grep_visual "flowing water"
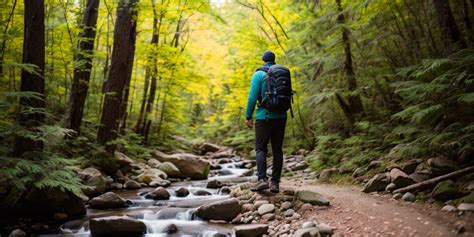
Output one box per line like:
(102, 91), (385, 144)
(54, 159), (255, 237)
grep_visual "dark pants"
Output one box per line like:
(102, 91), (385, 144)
(255, 118), (286, 183)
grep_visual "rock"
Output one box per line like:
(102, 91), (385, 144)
(362, 173), (390, 193)
(89, 192), (127, 209)
(408, 172), (430, 183)
(53, 212), (68, 221)
(31, 223), (49, 233)
(196, 198), (241, 221)
(78, 167), (107, 197)
(149, 178), (170, 187)
(293, 212), (301, 219)
(441, 205), (457, 212)
(316, 223), (335, 235)
(427, 157), (457, 176)
(402, 192), (415, 202)
(385, 183), (397, 192)
(401, 159), (421, 174)
(207, 180), (224, 189)
(280, 201), (292, 211)
(296, 190), (330, 206)
(466, 181), (474, 191)
(258, 204), (275, 215)
(24, 187), (86, 216)
(137, 169), (168, 184)
(431, 180), (464, 201)
(262, 213), (275, 221)
(319, 168), (339, 182)
(219, 187), (232, 195)
(291, 163), (309, 171)
(200, 142), (221, 154)
(114, 169), (125, 181)
(164, 223), (178, 234)
(193, 190), (212, 196)
(282, 189), (295, 196)
(299, 203), (313, 212)
(390, 168), (415, 188)
(147, 158), (161, 168)
(9, 229), (26, 237)
(115, 152), (135, 166)
(393, 193), (403, 199)
(254, 200), (269, 208)
(233, 224), (269, 237)
(89, 216), (146, 236)
(352, 167), (365, 178)
(124, 180), (141, 189)
(242, 203), (256, 212)
(283, 209), (295, 217)
(175, 187), (190, 197)
(158, 162), (181, 177)
(457, 203), (474, 211)
(301, 221), (316, 229)
(367, 160), (382, 170)
(459, 192), (474, 203)
(151, 151), (211, 179)
(293, 227), (319, 237)
(145, 187), (171, 200)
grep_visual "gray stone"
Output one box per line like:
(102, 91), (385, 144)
(200, 142), (221, 154)
(124, 180), (141, 189)
(89, 216), (146, 236)
(164, 223), (178, 234)
(441, 205), (457, 212)
(301, 221), (316, 229)
(254, 200), (269, 208)
(408, 172), (430, 183)
(9, 229), (26, 237)
(78, 167), (106, 197)
(242, 203), (256, 212)
(89, 192), (127, 209)
(196, 198), (241, 221)
(393, 193), (403, 199)
(219, 186), (232, 195)
(401, 159), (421, 174)
(147, 158), (161, 168)
(319, 168), (339, 182)
(115, 152), (135, 166)
(258, 204), (275, 215)
(367, 160), (382, 170)
(193, 190), (212, 196)
(427, 157), (457, 176)
(352, 167), (365, 178)
(207, 179), (224, 189)
(151, 151), (210, 179)
(145, 187), (171, 200)
(431, 180), (464, 201)
(158, 162), (181, 177)
(282, 189), (295, 196)
(280, 201), (292, 211)
(137, 168), (168, 184)
(296, 190), (330, 206)
(385, 183), (397, 192)
(262, 213), (275, 221)
(299, 203), (313, 212)
(362, 173), (390, 193)
(293, 227), (320, 237)
(390, 168), (415, 189)
(175, 187), (190, 197)
(402, 192), (415, 202)
(283, 209), (295, 217)
(457, 203), (474, 211)
(234, 224), (268, 237)
(316, 223), (335, 235)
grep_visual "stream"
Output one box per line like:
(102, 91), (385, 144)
(53, 160), (256, 237)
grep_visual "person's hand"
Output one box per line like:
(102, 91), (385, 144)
(246, 119), (253, 128)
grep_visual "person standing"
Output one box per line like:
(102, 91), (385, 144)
(245, 51), (289, 193)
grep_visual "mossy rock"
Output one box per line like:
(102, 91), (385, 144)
(458, 192), (474, 204)
(431, 180), (464, 202)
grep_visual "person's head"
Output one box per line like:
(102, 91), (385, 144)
(262, 50), (275, 65)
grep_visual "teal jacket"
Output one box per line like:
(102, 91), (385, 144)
(246, 62), (288, 120)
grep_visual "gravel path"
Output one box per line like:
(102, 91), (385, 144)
(282, 180), (474, 237)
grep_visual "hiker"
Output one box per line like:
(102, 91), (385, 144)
(245, 50), (293, 193)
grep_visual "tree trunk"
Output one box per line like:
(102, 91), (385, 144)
(64, 0), (100, 134)
(14, 0), (45, 156)
(336, 0), (363, 118)
(97, 0), (138, 153)
(433, 0), (467, 55)
(0, 0), (18, 79)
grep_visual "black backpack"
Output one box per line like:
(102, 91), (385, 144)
(256, 64), (294, 117)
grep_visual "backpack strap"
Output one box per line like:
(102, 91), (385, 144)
(255, 66), (269, 73)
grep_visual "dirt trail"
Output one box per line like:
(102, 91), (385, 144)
(282, 180), (474, 237)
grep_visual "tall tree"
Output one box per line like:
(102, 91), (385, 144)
(14, 0), (45, 156)
(335, 0), (363, 124)
(64, 0), (100, 134)
(433, 0), (467, 55)
(97, 0), (138, 153)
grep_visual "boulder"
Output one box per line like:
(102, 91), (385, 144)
(457, 203), (474, 212)
(175, 187), (190, 197)
(145, 187), (171, 200)
(137, 169), (168, 184)
(459, 192), (474, 203)
(24, 187), (86, 216)
(151, 151), (210, 179)
(408, 172), (430, 183)
(89, 216), (146, 236)
(158, 162), (181, 177)
(296, 190), (330, 206)
(367, 160), (382, 170)
(318, 168), (339, 182)
(78, 167), (106, 197)
(390, 168), (415, 188)
(431, 180), (464, 201)
(241, 203), (256, 212)
(219, 187), (231, 195)
(207, 180), (224, 189)
(427, 157), (457, 176)
(164, 223), (178, 234)
(147, 158), (161, 168)
(257, 204), (275, 215)
(89, 192), (128, 209)
(401, 159), (421, 174)
(362, 173), (390, 193)
(8, 229), (26, 237)
(200, 143), (221, 154)
(385, 183), (397, 192)
(301, 221), (316, 229)
(115, 152), (135, 166)
(194, 190), (212, 196)
(124, 180), (141, 190)
(233, 224), (268, 237)
(196, 198), (241, 222)
(352, 167), (365, 178)
(149, 178), (170, 187)
(402, 192), (415, 202)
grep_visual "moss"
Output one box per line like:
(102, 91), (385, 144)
(459, 192), (474, 204)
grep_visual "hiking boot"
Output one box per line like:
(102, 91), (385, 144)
(250, 180), (269, 192)
(270, 182), (279, 193)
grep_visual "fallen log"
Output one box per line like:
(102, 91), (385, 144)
(393, 166), (474, 194)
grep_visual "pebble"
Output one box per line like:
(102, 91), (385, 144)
(402, 192), (415, 202)
(301, 221), (316, 229)
(283, 209), (295, 217)
(254, 200), (269, 208)
(441, 205), (457, 212)
(258, 204), (275, 215)
(280, 201), (292, 211)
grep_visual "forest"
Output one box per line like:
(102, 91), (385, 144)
(1, 0), (473, 236)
